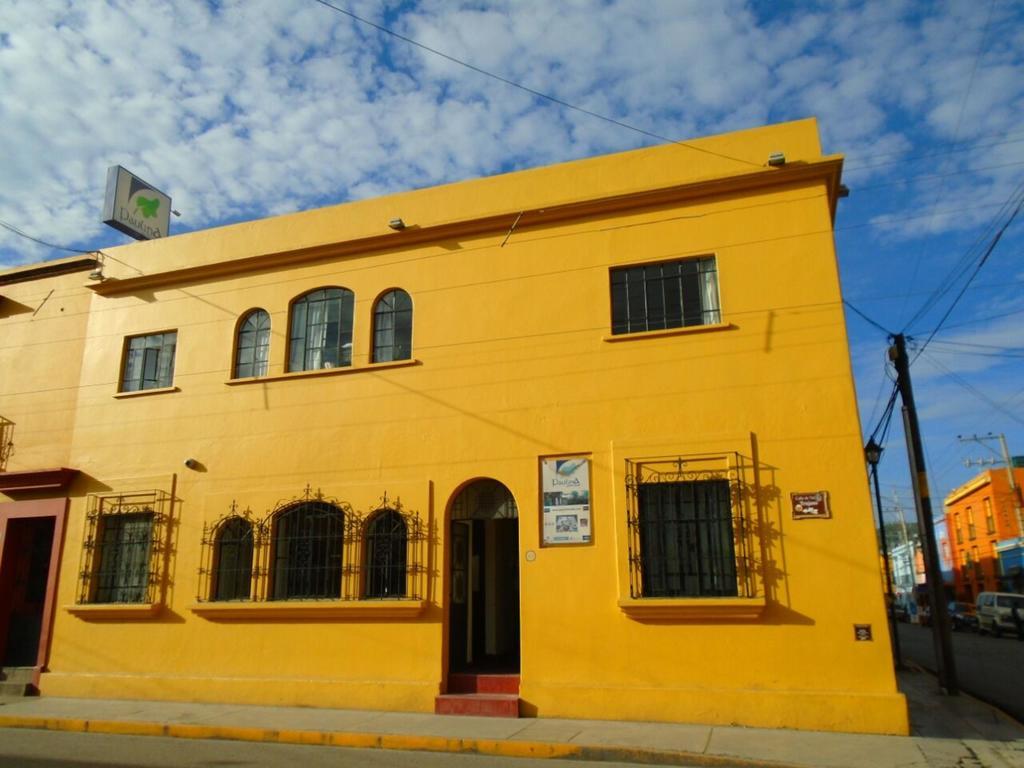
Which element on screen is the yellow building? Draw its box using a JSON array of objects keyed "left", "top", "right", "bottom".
[{"left": 0, "top": 118, "right": 907, "bottom": 734}]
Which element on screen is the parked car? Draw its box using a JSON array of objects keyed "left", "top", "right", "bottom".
[
  {"left": 947, "top": 601, "right": 978, "bottom": 632},
  {"left": 976, "top": 591, "right": 1024, "bottom": 637}
]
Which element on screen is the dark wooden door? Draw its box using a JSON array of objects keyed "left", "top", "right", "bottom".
[{"left": 0, "top": 517, "right": 54, "bottom": 666}]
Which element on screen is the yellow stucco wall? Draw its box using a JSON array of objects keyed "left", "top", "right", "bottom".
[{"left": 1, "top": 118, "right": 907, "bottom": 734}]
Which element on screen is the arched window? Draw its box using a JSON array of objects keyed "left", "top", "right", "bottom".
[
  {"left": 234, "top": 309, "right": 270, "bottom": 378},
  {"left": 289, "top": 288, "right": 354, "bottom": 372},
  {"left": 212, "top": 517, "right": 254, "bottom": 601},
  {"left": 271, "top": 501, "right": 344, "bottom": 600},
  {"left": 372, "top": 289, "right": 412, "bottom": 363},
  {"left": 364, "top": 509, "right": 407, "bottom": 598}
]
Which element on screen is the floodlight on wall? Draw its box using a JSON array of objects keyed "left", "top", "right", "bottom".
[
  {"left": 184, "top": 458, "right": 200, "bottom": 470},
  {"left": 767, "top": 152, "right": 786, "bottom": 167},
  {"left": 88, "top": 252, "right": 106, "bottom": 281},
  {"left": 388, "top": 218, "right": 406, "bottom": 230}
]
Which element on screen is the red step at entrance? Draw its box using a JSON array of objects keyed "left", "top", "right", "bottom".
[{"left": 434, "top": 674, "right": 521, "bottom": 717}]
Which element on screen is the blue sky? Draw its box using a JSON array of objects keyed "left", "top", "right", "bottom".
[{"left": 1, "top": 0, "right": 1022, "bottom": 541}]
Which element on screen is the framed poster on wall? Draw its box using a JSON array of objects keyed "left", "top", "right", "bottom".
[{"left": 540, "top": 456, "right": 592, "bottom": 545}]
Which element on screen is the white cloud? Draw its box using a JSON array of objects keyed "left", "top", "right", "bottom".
[{"left": 1, "top": 0, "right": 1023, "bottom": 269}]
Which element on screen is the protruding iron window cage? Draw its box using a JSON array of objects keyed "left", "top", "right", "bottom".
[
  {"left": 271, "top": 499, "right": 349, "bottom": 600},
  {"left": 78, "top": 490, "right": 171, "bottom": 604},
  {"left": 371, "top": 289, "right": 413, "bottom": 363},
  {"left": 197, "top": 504, "right": 265, "bottom": 602},
  {"left": 234, "top": 309, "right": 271, "bottom": 378},
  {"left": 196, "top": 487, "right": 425, "bottom": 603},
  {"left": 363, "top": 500, "right": 425, "bottom": 599},
  {"left": 625, "top": 454, "right": 754, "bottom": 599}
]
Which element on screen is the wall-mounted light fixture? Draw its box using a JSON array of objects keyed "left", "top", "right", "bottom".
[
  {"left": 767, "top": 152, "right": 786, "bottom": 167},
  {"left": 184, "top": 458, "right": 200, "bottom": 470},
  {"left": 88, "top": 252, "right": 106, "bottom": 281},
  {"left": 388, "top": 218, "right": 406, "bottom": 230}
]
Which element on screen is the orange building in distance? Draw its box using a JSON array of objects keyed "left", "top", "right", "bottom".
[{"left": 944, "top": 466, "right": 1024, "bottom": 600}]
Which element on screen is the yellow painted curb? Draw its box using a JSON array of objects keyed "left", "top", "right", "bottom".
[{"left": 0, "top": 714, "right": 801, "bottom": 768}]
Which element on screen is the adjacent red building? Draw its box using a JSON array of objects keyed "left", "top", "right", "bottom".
[{"left": 944, "top": 467, "right": 1024, "bottom": 600}]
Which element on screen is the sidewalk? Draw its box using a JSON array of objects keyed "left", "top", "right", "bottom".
[{"left": 0, "top": 667, "right": 1021, "bottom": 768}]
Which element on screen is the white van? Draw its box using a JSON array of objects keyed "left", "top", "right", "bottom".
[{"left": 975, "top": 591, "right": 1024, "bottom": 637}]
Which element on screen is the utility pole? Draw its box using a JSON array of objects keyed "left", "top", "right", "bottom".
[
  {"left": 889, "top": 491, "right": 913, "bottom": 593},
  {"left": 889, "top": 333, "right": 958, "bottom": 695}
]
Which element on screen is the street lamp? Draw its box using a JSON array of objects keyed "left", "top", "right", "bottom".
[{"left": 865, "top": 437, "right": 903, "bottom": 669}]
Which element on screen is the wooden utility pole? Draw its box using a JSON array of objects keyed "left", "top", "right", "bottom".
[{"left": 889, "top": 333, "right": 958, "bottom": 695}]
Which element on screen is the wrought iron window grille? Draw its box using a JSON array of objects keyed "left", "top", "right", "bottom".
[
  {"left": 77, "top": 490, "right": 171, "bottom": 605},
  {"left": 610, "top": 256, "right": 721, "bottom": 336},
  {"left": 196, "top": 487, "right": 426, "bottom": 603},
  {"left": 0, "top": 415, "right": 14, "bottom": 471},
  {"left": 625, "top": 454, "right": 756, "bottom": 599}
]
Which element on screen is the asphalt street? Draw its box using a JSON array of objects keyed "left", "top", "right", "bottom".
[{"left": 896, "top": 620, "right": 1024, "bottom": 723}]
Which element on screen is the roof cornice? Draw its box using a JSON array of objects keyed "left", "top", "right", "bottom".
[{"left": 90, "top": 157, "right": 843, "bottom": 297}]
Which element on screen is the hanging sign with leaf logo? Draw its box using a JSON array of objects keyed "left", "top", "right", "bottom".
[{"left": 101, "top": 165, "right": 172, "bottom": 241}]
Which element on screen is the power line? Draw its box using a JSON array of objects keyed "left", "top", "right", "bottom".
[
  {"left": 843, "top": 131, "right": 1024, "bottom": 174},
  {"left": 309, "top": 0, "right": 762, "bottom": 169},
  {"left": 910, "top": 183, "right": 1024, "bottom": 362},
  {"left": 895, "top": 0, "right": 997, "bottom": 330},
  {"left": 937, "top": 305, "right": 1024, "bottom": 331},
  {"left": 0, "top": 219, "right": 99, "bottom": 256},
  {"left": 919, "top": 350, "right": 1024, "bottom": 429},
  {"left": 852, "top": 159, "right": 1024, "bottom": 195},
  {"left": 925, "top": 339, "right": 1024, "bottom": 353},
  {"left": 902, "top": 181, "right": 1024, "bottom": 332},
  {"left": 843, "top": 300, "right": 894, "bottom": 336}
]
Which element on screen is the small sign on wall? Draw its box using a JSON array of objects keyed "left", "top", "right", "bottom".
[
  {"left": 540, "top": 456, "right": 592, "bottom": 545},
  {"left": 791, "top": 491, "right": 831, "bottom": 520}
]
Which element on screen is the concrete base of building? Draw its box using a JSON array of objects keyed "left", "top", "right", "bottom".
[{"left": 39, "top": 671, "right": 909, "bottom": 736}]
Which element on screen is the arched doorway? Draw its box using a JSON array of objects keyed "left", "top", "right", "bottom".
[{"left": 448, "top": 479, "right": 519, "bottom": 673}]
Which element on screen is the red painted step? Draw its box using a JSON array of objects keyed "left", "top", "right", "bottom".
[
  {"left": 436, "top": 674, "right": 522, "bottom": 717},
  {"left": 434, "top": 693, "right": 520, "bottom": 717},
  {"left": 447, "top": 673, "right": 520, "bottom": 695}
]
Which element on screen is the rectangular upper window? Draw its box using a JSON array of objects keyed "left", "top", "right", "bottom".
[
  {"left": 610, "top": 256, "right": 720, "bottom": 335},
  {"left": 121, "top": 332, "right": 177, "bottom": 391}
]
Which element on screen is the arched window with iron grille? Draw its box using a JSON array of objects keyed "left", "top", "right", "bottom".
[
  {"left": 270, "top": 501, "right": 344, "bottom": 600},
  {"left": 371, "top": 289, "right": 412, "bottom": 363},
  {"left": 212, "top": 516, "right": 254, "bottom": 601},
  {"left": 364, "top": 509, "right": 407, "bottom": 598}
]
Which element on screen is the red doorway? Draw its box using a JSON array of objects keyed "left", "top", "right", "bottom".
[{"left": 0, "top": 498, "right": 67, "bottom": 685}]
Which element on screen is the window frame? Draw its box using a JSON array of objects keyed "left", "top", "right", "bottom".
[
  {"left": 609, "top": 255, "right": 721, "bottom": 336},
  {"left": 363, "top": 508, "right": 408, "bottom": 599},
  {"left": 371, "top": 288, "right": 413, "bottom": 363},
  {"left": 211, "top": 516, "right": 256, "bottom": 602},
  {"left": 76, "top": 490, "right": 170, "bottom": 607},
  {"left": 287, "top": 287, "right": 355, "bottom": 373},
  {"left": 194, "top": 489, "right": 427, "bottom": 610},
  {"left": 269, "top": 500, "right": 346, "bottom": 601},
  {"left": 233, "top": 309, "right": 271, "bottom": 379},
  {"left": 624, "top": 454, "right": 752, "bottom": 602},
  {"left": 120, "top": 331, "right": 177, "bottom": 392}
]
